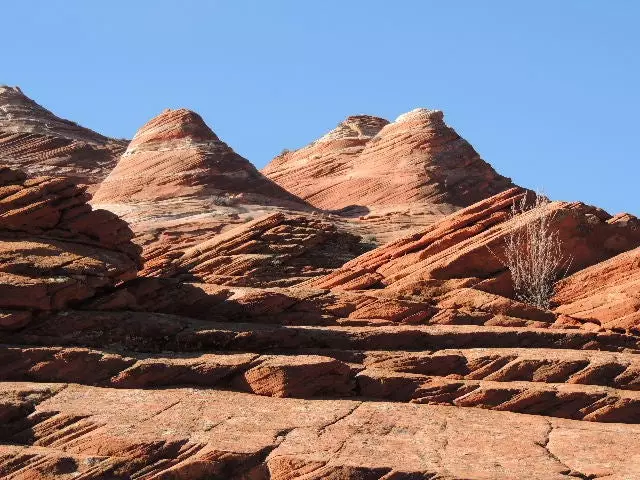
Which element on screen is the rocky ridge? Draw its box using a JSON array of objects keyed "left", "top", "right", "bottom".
[
  {"left": 91, "top": 108, "right": 370, "bottom": 288},
  {"left": 262, "top": 108, "right": 515, "bottom": 241},
  {"left": 1, "top": 95, "right": 640, "bottom": 479},
  {"left": 0, "top": 86, "right": 126, "bottom": 184}
]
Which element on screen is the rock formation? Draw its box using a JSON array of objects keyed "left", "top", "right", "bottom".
[
  {"left": 2, "top": 100, "right": 640, "bottom": 478},
  {"left": 554, "top": 244, "right": 640, "bottom": 333},
  {"left": 262, "top": 109, "right": 515, "bottom": 241},
  {"left": 308, "top": 188, "right": 640, "bottom": 301},
  {"left": 0, "top": 167, "right": 139, "bottom": 330},
  {"left": 91, "top": 108, "right": 372, "bottom": 287},
  {"left": 93, "top": 108, "right": 306, "bottom": 208},
  {"left": 0, "top": 86, "right": 126, "bottom": 184}
]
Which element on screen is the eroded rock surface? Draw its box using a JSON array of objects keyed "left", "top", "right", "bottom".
[
  {"left": 0, "top": 167, "right": 139, "bottom": 323},
  {"left": 2, "top": 103, "right": 640, "bottom": 478},
  {"left": 91, "top": 108, "right": 371, "bottom": 287},
  {"left": 93, "top": 108, "right": 306, "bottom": 208},
  {"left": 554, "top": 245, "right": 640, "bottom": 333},
  {"left": 0, "top": 86, "right": 126, "bottom": 184},
  {"left": 2, "top": 382, "right": 640, "bottom": 480},
  {"left": 263, "top": 109, "right": 515, "bottom": 241}
]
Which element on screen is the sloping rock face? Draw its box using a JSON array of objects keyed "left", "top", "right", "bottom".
[
  {"left": 554, "top": 245, "right": 640, "bottom": 333},
  {"left": 263, "top": 109, "right": 514, "bottom": 215},
  {"left": 3, "top": 382, "right": 640, "bottom": 479},
  {"left": 93, "top": 108, "right": 306, "bottom": 208},
  {"left": 3, "top": 108, "right": 640, "bottom": 478},
  {"left": 309, "top": 188, "right": 640, "bottom": 301},
  {"left": 0, "top": 167, "right": 139, "bottom": 329},
  {"left": 91, "top": 109, "right": 370, "bottom": 287},
  {"left": 0, "top": 86, "right": 126, "bottom": 184},
  {"left": 141, "top": 212, "right": 369, "bottom": 286}
]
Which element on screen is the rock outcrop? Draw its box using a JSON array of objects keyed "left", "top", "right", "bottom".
[
  {"left": 0, "top": 167, "right": 139, "bottom": 329},
  {"left": 0, "top": 86, "right": 126, "bottom": 184},
  {"left": 140, "top": 212, "right": 369, "bottom": 286},
  {"left": 554, "top": 245, "right": 640, "bottom": 333},
  {"left": 93, "top": 108, "right": 306, "bottom": 209},
  {"left": 308, "top": 188, "right": 640, "bottom": 301},
  {"left": 263, "top": 109, "right": 514, "bottom": 213},
  {"left": 4, "top": 382, "right": 640, "bottom": 479},
  {"left": 3, "top": 100, "right": 640, "bottom": 479},
  {"left": 91, "top": 109, "right": 372, "bottom": 287}
]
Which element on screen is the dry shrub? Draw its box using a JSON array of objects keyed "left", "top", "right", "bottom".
[{"left": 496, "top": 192, "right": 571, "bottom": 309}]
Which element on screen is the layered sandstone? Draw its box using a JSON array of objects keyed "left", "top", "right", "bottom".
[
  {"left": 142, "top": 212, "right": 369, "bottom": 286},
  {"left": 0, "top": 86, "right": 126, "bottom": 184},
  {"left": 308, "top": 188, "right": 640, "bottom": 302},
  {"left": 3, "top": 99, "right": 640, "bottom": 479},
  {"left": 4, "top": 382, "right": 639, "bottom": 479},
  {"left": 92, "top": 108, "right": 306, "bottom": 208},
  {"left": 91, "top": 109, "right": 373, "bottom": 287},
  {"left": 554, "top": 245, "right": 640, "bottom": 333},
  {"left": 263, "top": 109, "right": 514, "bottom": 214},
  {"left": 0, "top": 167, "right": 139, "bottom": 328}
]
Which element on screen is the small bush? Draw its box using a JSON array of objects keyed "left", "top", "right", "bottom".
[{"left": 493, "top": 192, "right": 571, "bottom": 309}]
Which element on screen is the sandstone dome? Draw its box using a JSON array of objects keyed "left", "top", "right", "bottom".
[
  {"left": 92, "top": 108, "right": 308, "bottom": 209},
  {"left": 262, "top": 107, "right": 514, "bottom": 211}
]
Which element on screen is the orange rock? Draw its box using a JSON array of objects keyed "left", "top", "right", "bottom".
[
  {"left": 93, "top": 108, "right": 307, "bottom": 208},
  {"left": 0, "top": 86, "right": 125, "bottom": 185},
  {"left": 554, "top": 246, "right": 640, "bottom": 333},
  {"left": 263, "top": 109, "right": 514, "bottom": 212},
  {"left": 0, "top": 167, "right": 140, "bottom": 317},
  {"left": 308, "top": 189, "right": 640, "bottom": 306}
]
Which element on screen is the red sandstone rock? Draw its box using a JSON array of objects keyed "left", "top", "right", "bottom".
[
  {"left": 150, "top": 212, "right": 370, "bottom": 286},
  {"left": 90, "top": 109, "right": 374, "bottom": 287},
  {"left": 2, "top": 382, "right": 640, "bottom": 479},
  {"left": 0, "top": 167, "right": 139, "bottom": 319},
  {"left": 3, "top": 98, "right": 640, "bottom": 478},
  {"left": 93, "top": 108, "right": 307, "bottom": 208},
  {"left": 554, "top": 246, "right": 640, "bottom": 333},
  {"left": 263, "top": 109, "right": 514, "bottom": 212},
  {"left": 0, "top": 86, "right": 126, "bottom": 184},
  {"left": 308, "top": 189, "right": 640, "bottom": 308}
]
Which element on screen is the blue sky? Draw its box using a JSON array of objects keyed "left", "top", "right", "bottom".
[{"left": 2, "top": 1, "right": 638, "bottom": 214}]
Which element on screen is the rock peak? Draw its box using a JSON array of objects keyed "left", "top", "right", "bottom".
[
  {"left": 394, "top": 108, "right": 444, "bottom": 124},
  {"left": 127, "top": 108, "right": 219, "bottom": 152},
  {"left": 0, "top": 85, "right": 24, "bottom": 95},
  {"left": 316, "top": 114, "right": 389, "bottom": 143}
]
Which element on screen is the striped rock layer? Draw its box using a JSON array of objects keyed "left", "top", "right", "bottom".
[
  {"left": 2, "top": 98, "right": 640, "bottom": 478},
  {"left": 92, "top": 108, "right": 307, "bottom": 209},
  {"left": 4, "top": 175, "right": 640, "bottom": 478},
  {"left": 0, "top": 86, "right": 126, "bottom": 184},
  {"left": 262, "top": 109, "right": 514, "bottom": 212}
]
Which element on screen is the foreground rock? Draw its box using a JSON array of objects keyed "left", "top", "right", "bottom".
[
  {"left": 0, "top": 86, "right": 126, "bottom": 185},
  {"left": 2, "top": 382, "right": 639, "bottom": 479}
]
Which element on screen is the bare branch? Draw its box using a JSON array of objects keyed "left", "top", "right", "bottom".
[{"left": 495, "top": 192, "right": 570, "bottom": 309}]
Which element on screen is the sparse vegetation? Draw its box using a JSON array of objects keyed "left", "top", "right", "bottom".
[
  {"left": 212, "top": 195, "right": 237, "bottom": 207},
  {"left": 362, "top": 234, "right": 378, "bottom": 244},
  {"left": 493, "top": 192, "right": 571, "bottom": 309}
]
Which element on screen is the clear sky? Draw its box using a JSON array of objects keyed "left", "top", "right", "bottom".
[{"left": 2, "top": 1, "right": 638, "bottom": 214}]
